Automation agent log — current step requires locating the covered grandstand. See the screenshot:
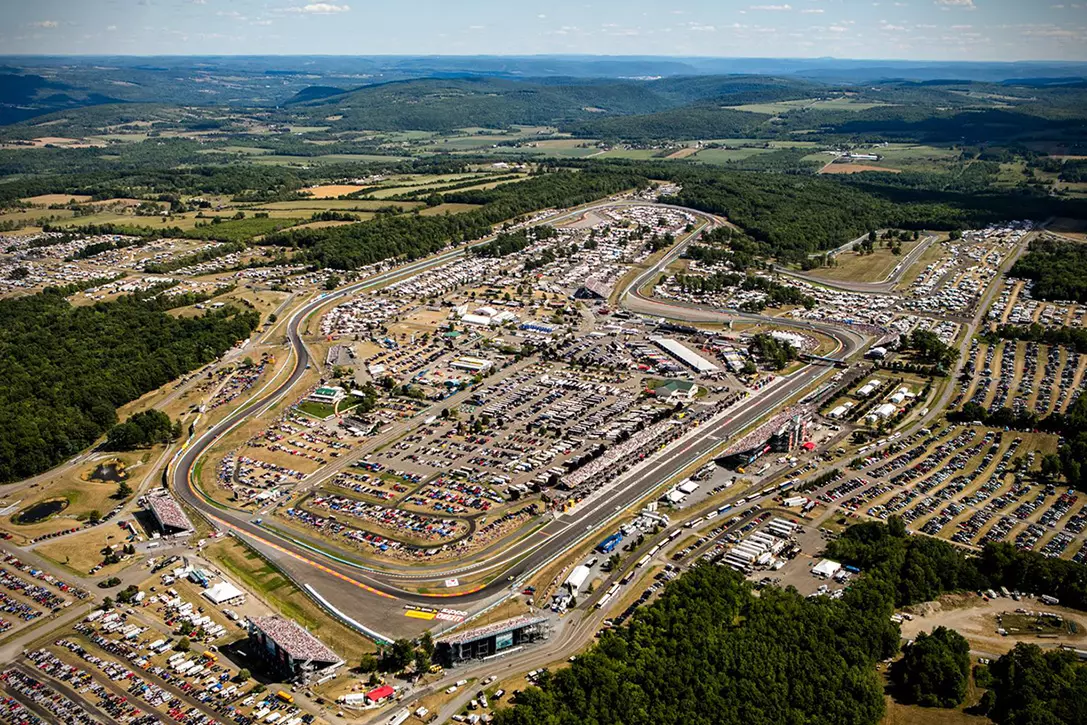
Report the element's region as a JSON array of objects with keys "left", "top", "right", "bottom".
[{"left": 437, "top": 615, "right": 550, "bottom": 665}]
